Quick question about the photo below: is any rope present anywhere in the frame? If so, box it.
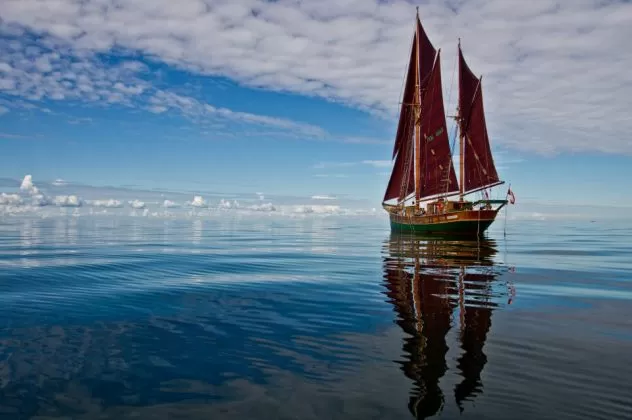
[446,44,458,116]
[476,204,481,239]
[504,201,508,237]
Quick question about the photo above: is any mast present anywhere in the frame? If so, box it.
[458,39,464,201]
[414,6,422,209]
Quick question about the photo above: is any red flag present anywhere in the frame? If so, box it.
[507,187,515,204]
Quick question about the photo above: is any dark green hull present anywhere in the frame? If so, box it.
[390,218,494,236]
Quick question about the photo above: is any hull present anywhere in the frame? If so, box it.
[388,209,500,236]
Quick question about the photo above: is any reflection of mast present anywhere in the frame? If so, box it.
[382,233,500,418]
[454,271,497,411]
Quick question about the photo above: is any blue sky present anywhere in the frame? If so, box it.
[1,0,631,207]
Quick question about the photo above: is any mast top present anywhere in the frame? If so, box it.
[416,6,419,16]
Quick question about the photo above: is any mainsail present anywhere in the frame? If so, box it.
[458,45,501,194]
[384,14,457,203]
[384,31,418,202]
[419,50,459,198]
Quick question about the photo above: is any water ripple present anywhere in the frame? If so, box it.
[0,217,630,419]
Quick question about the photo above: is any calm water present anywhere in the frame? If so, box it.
[0,215,631,419]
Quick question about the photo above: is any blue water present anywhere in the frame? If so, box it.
[0,215,631,419]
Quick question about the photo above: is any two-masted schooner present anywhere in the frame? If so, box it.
[383,8,512,235]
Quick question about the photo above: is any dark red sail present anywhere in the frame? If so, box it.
[419,50,459,198]
[392,33,418,159]
[417,16,437,94]
[458,45,478,132]
[384,119,415,201]
[385,12,440,203]
[393,16,436,159]
[458,46,500,193]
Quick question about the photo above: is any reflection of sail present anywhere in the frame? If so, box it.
[382,233,501,418]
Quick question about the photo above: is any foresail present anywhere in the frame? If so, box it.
[419,50,459,199]
[384,116,415,202]
[393,16,436,160]
[393,33,418,159]
[458,46,500,194]
[385,12,442,203]
[417,16,437,93]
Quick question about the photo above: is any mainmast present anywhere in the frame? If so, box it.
[414,6,422,209]
[458,38,464,202]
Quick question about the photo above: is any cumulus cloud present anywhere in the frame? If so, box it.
[1,0,630,154]
[162,199,180,208]
[219,199,240,209]
[87,199,123,208]
[189,195,208,208]
[249,202,276,212]
[129,199,146,209]
[0,193,22,205]
[19,174,39,195]
[53,195,81,207]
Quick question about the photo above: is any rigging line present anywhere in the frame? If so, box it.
[444,114,459,195]
[446,42,458,117]
[504,201,508,238]
[395,33,416,116]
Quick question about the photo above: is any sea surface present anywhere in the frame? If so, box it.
[0,214,631,419]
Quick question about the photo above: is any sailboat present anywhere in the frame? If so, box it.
[383,8,511,236]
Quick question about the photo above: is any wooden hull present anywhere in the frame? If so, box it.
[387,209,500,236]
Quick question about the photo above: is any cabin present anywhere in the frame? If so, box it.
[425,200,473,215]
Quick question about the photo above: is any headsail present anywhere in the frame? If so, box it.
[419,50,459,199]
[392,33,418,159]
[458,45,501,194]
[384,122,415,202]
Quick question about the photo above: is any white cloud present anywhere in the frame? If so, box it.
[0,193,22,205]
[189,195,207,208]
[53,195,81,207]
[1,0,630,154]
[219,198,240,209]
[361,160,392,168]
[129,199,146,209]
[19,174,39,195]
[311,195,337,200]
[51,178,67,186]
[162,199,180,208]
[88,199,123,208]
[249,202,276,212]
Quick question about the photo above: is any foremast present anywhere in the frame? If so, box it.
[413,7,422,209]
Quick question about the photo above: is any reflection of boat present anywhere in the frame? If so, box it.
[382,232,504,418]
[382,8,512,235]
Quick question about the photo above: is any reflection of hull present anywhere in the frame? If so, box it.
[383,233,503,419]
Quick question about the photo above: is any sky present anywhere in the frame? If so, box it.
[1,0,632,209]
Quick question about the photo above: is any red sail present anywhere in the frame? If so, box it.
[417,16,437,94]
[458,46,478,132]
[392,33,418,159]
[393,16,436,159]
[458,47,500,193]
[385,14,439,202]
[384,117,415,201]
[418,50,459,199]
